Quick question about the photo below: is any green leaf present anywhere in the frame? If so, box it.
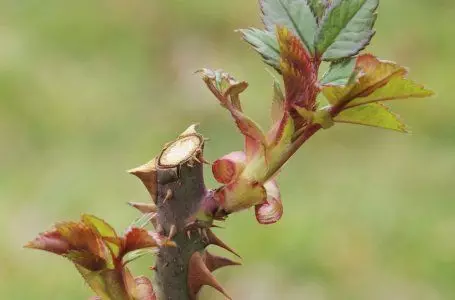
[308,0,328,20]
[334,103,408,132]
[240,28,280,70]
[260,0,317,53]
[315,0,379,61]
[346,74,435,108]
[320,57,356,86]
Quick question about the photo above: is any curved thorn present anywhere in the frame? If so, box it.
[203,250,241,272]
[168,224,177,240]
[206,229,241,258]
[188,252,232,300]
[163,189,173,203]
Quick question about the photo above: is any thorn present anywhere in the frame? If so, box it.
[197,228,202,237]
[210,224,224,229]
[127,158,158,203]
[192,156,202,164]
[149,265,157,271]
[187,160,194,168]
[203,250,241,272]
[186,230,192,240]
[206,229,241,258]
[204,137,210,142]
[168,224,177,240]
[127,202,157,214]
[201,157,211,165]
[163,189,173,203]
[188,252,232,300]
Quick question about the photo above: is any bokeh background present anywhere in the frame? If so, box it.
[1,0,454,299]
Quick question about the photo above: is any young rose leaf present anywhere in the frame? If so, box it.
[345,73,435,108]
[270,77,285,122]
[65,250,106,271]
[82,214,121,257]
[25,229,72,255]
[123,227,159,254]
[268,111,294,152]
[315,0,379,61]
[55,221,104,259]
[320,57,357,86]
[323,54,407,105]
[308,0,328,20]
[239,28,280,70]
[76,265,131,300]
[260,0,317,53]
[255,180,283,224]
[277,26,318,111]
[334,103,408,132]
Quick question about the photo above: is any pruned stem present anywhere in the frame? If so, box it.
[153,132,208,300]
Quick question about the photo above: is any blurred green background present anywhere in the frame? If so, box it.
[1,0,454,299]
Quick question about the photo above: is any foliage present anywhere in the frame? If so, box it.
[25,1,433,299]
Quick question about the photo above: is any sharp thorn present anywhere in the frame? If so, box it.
[203,250,241,272]
[206,229,241,258]
[188,252,232,300]
[168,224,177,240]
[149,265,157,271]
[197,228,202,236]
[127,202,157,214]
[186,230,192,240]
[163,189,173,203]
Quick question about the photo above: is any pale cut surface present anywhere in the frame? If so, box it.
[159,136,201,167]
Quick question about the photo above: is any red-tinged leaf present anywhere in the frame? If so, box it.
[65,250,106,271]
[82,214,121,258]
[323,54,407,105]
[334,102,408,132]
[55,221,104,259]
[268,111,294,149]
[345,72,435,108]
[277,26,318,112]
[229,108,268,154]
[133,276,156,300]
[25,229,70,255]
[123,227,159,254]
[255,180,283,224]
[270,78,285,123]
[212,151,246,184]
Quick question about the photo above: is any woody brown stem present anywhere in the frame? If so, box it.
[153,131,209,300]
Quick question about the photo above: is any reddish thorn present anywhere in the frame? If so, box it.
[206,229,241,258]
[187,252,232,300]
[203,250,241,272]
